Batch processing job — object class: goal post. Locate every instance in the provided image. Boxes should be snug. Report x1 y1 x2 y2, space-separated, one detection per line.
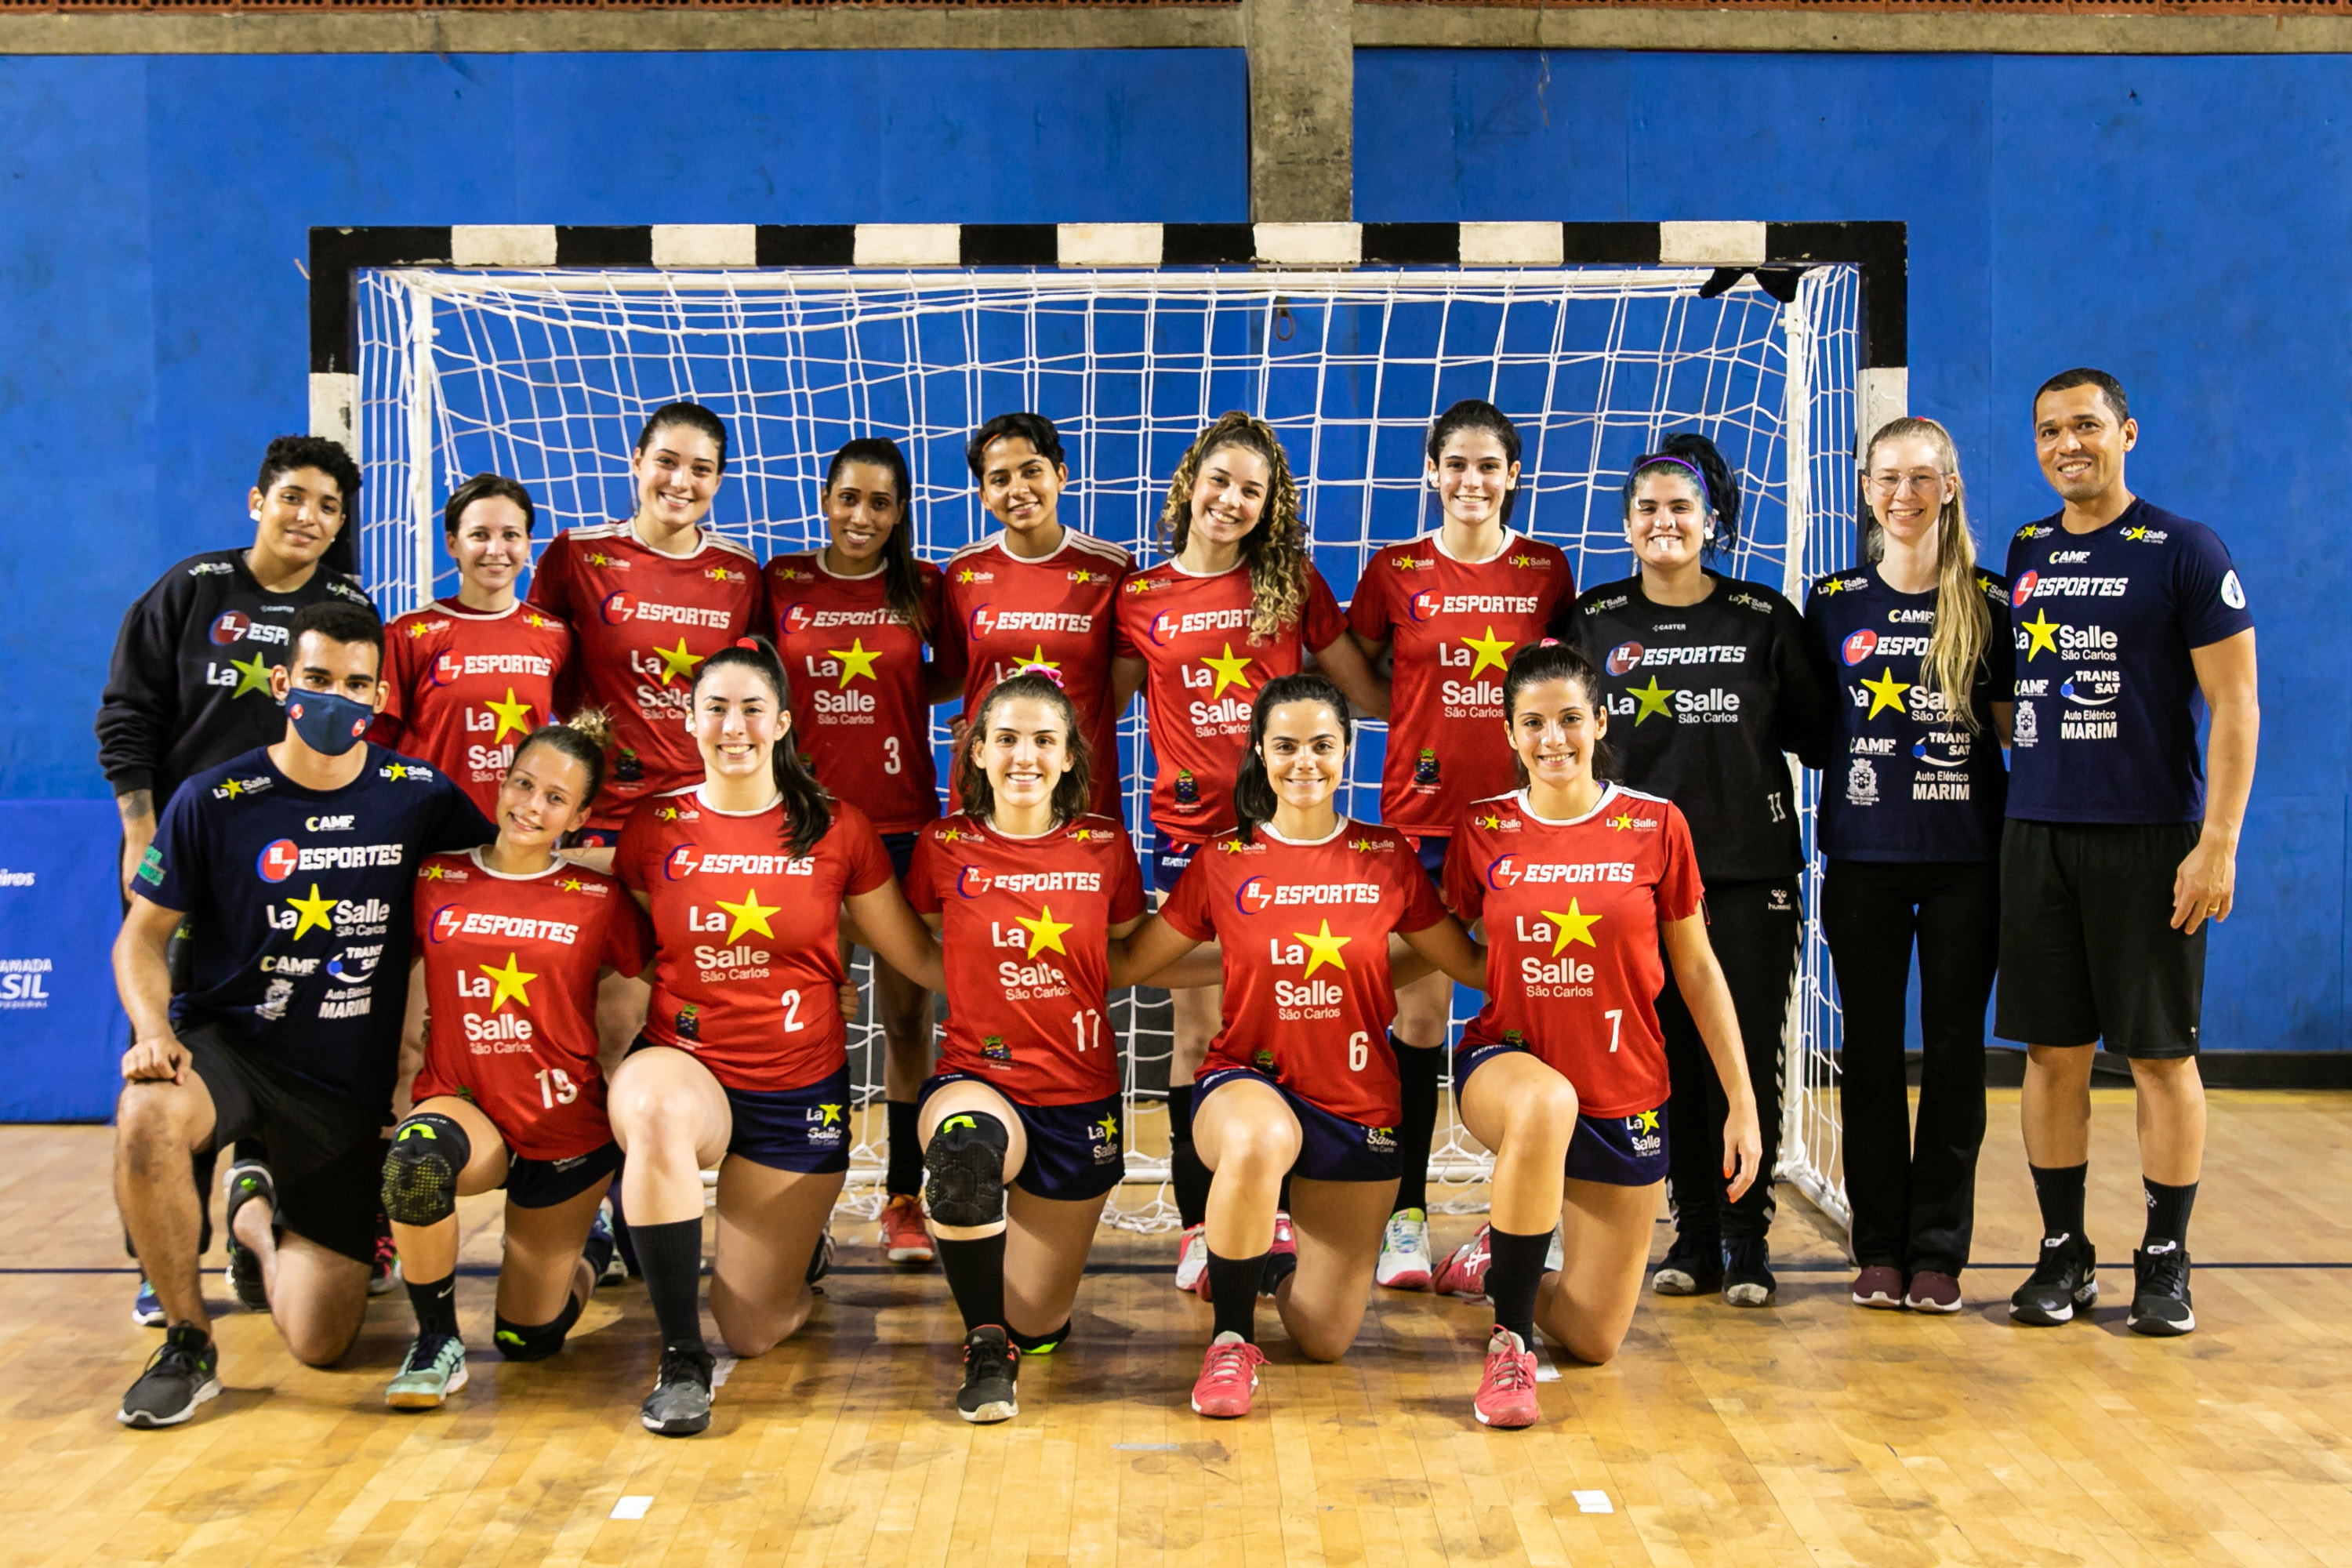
310 218 1904 1237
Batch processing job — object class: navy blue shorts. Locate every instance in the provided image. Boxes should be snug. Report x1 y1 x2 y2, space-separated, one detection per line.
504 1140 623 1209
623 1036 853 1174
1192 1065 1403 1184
1406 832 1449 884
917 1073 1126 1203
1453 1039 1668 1188
880 830 921 884
1149 826 1200 898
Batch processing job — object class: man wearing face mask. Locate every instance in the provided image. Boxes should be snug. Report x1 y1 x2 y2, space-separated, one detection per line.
111 603 494 1428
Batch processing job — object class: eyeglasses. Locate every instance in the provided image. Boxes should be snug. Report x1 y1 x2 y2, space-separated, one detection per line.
1865 472 1947 497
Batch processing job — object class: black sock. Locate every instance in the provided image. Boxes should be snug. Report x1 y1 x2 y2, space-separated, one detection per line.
2030 1163 2089 1242
2142 1178 2197 1250
1392 1038 1442 1215
631 1218 706 1353
1261 1247 1298 1294
1486 1228 1551 1350
885 1099 924 1198
582 1222 616 1285
1169 1084 1210 1229
936 1232 1008 1333
405 1272 459 1339
1207 1250 1266 1342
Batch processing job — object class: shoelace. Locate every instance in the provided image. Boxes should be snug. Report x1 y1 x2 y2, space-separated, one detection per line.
2140 1250 2190 1296
2024 1242 2084 1287
964 1337 1011 1381
1485 1345 1535 1393
1203 1342 1261 1385
146 1336 205 1379
656 1345 713 1391
1384 1218 1421 1250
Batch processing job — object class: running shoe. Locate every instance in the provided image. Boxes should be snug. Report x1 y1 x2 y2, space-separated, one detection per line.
1473 1326 1541 1430
1174 1223 1210 1298
1722 1237 1776 1308
1261 1210 1298 1296
386 1333 469 1410
1375 1208 1433 1290
956 1326 1020 1424
586 1207 623 1287
2009 1234 2097 1327
1545 1227 1563 1274
1650 1231 1723 1297
806 1226 835 1287
880 1195 936 1266
132 1276 166 1329
118 1324 220 1428
1432 1225 1494 1300
641 1345 717 1436
1190 1331 1268 1419
221 1160 274 1312
1905 1271 1963 1314
370 1226 401 1298
1852 1265 1905 1309
2126 1245 2195 1337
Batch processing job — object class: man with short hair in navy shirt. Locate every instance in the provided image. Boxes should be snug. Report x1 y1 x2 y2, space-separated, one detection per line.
111 602 492 1427
1999 368 2259 1338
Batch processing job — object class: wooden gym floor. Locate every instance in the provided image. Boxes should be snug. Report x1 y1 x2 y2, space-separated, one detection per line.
4 1088 2349 1566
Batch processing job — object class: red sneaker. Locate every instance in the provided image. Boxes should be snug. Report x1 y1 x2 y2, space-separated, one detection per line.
880 1195 935 1266
1261 1211 1298 1296
1432 1225 1494 1299
1473 1326 1541 1429
1191 1331 1268 1418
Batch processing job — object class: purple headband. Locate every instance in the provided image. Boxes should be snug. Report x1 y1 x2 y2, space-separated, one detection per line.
1632 452 1710 494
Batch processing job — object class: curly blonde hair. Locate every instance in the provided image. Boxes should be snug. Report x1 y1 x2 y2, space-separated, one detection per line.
1157 412 1308 641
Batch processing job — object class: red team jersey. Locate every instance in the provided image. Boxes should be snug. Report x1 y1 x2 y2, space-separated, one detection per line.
1443 786 1703 1118
1160 818 1447 1126
374 601 575 820
408 850 654 1161
527 522 767 831
904 813 1147 1104
1347 532 1574 836
938 530 1131 819
1112 561 1349 840
615 787 893 1092
764 553 946 835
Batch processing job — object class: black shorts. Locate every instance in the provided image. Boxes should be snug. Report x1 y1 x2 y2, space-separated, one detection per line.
918 1073 1126 1203
503 1141 623 1209
1149 825 1200 899
625 1036 855 1174
182 1022 383 1264
1405 833 1448 884
880 830 921 884
1193 1066 1403 1184
1452 1040 1669 1188
1995 819 2205 1060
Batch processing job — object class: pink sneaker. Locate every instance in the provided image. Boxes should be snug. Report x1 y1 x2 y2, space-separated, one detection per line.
1190 1331 1268 1418
1432 1225 1494 1299
1473 1326 1541 1428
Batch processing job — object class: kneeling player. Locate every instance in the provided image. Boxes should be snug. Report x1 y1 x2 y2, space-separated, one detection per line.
380 713 654 1407
1427 642 1762 1428
1114 674 1487 1419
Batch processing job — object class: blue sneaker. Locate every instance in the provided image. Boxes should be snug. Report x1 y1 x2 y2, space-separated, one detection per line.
132 1276 166 1329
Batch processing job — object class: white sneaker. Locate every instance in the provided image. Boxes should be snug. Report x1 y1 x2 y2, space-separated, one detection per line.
1174 1223 1209 1296
1545 1226 1563 1274
1375 1209 1433 1290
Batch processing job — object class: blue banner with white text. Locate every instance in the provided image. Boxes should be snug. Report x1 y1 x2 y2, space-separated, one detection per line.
0 801 128 1120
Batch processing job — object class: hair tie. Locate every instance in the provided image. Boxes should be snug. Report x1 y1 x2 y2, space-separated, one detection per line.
734 637 760 650
1538 637 1560 648
1015 662 1067 690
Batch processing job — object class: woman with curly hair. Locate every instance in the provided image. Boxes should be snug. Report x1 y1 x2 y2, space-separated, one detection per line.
1109 412 1386 1292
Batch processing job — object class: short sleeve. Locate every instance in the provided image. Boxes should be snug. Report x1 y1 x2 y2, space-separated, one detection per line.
1346 555 1395 644
833 805 894 898
136 785 206 912
1657 805 1705 923
1110 587 1144 662
1976 575 2014 706
902 825 946 915
1106 830 1147 924
1769 593 1837 770
427 779 497 855
917 564 949 655
372 627 412 742
613 804 655 893
1301 566 1347 653
2175 527 2255 649
1394 848 1448 934
1157 853 1216 942
1441 824 1484 924
524 538 568 617
601 891 655 978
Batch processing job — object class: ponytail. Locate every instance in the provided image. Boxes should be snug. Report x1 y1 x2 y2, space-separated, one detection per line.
1624 431 1742 553
1232 672 1352 844
512 706 615 806
691 639 834 858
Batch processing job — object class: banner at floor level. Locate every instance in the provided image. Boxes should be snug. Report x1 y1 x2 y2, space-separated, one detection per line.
0 800 127 1120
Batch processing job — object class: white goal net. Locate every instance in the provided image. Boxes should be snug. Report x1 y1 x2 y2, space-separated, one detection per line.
352 260 1857 1236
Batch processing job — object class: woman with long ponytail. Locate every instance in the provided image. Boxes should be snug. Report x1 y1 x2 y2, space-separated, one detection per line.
606 637 945 1436
1805 416 2011 1314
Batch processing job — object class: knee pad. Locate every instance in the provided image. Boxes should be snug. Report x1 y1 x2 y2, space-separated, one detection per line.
493 1294 583 1362
923 1111 1010 1229
1007 1319 1071 1356
381 1112 472 1226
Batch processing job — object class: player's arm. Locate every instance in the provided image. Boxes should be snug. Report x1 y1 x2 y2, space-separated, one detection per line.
114 897 189 1083
96 582 186 899
1310 633 1391 722
2176 628 2259 933
1108 913 1210 989
1661 913 1762 1201
845 880 946 996
562 845 618 875
1109 655 1149 723
1396 914 1486 990
1990 701 2016 749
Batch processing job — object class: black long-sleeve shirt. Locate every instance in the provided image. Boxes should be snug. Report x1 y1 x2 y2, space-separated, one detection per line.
95 548 376 807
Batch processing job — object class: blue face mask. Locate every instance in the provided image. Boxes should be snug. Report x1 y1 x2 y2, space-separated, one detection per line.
283 688 374 757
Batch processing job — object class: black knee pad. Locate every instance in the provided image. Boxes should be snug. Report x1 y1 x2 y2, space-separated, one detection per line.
1007 1319 1071 1356
493 1294 583 1362
924 1111 1010 1229
382 1112 472 1226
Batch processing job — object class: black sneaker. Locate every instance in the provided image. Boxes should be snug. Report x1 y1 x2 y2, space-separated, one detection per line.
1722 1236 1777 1308
1650 1232 1723 1296
805 1225 834 1287
2009 1233 2098 1326
641 1345 716 1436
956 1326 1020 1424
2127 1245 2195 1337
221 1161 275 1312
118 1324 220 1428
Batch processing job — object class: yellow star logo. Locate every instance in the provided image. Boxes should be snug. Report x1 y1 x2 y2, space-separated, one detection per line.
422 863 444 881
1294 919 1352 980
230 652 274 698
527 614 554 630
1607 811 1638 831
1818 576 1852 595
1541 899 1602 954
653 637 705 687
1070 569 1096 585
1976 574 1996 593
1635 1109 1661 1134
406 621 432 639
1091 1114 1120 1142
1018 644 1061 673
817 1103 844 1126
383 762 410 781
483 687 535 742
285 883 337 940
714 887 780 944
958 568 979 583
2020 610 2060 659
1200 643 1254 699
1459 625 1515 679
586 552 610 567
938 827 966 844
479 952 538 1011
559 877 585 893
1014 904 1074 959
1216 838 1250 855
219 778 245 799
657 805 680 821
1627 675 1675 723
2123 525 2150 541
1509 553 1538 568
1860 666 1911 719
1475 813 1504 830
1350 837 1381 853
826 637 882 687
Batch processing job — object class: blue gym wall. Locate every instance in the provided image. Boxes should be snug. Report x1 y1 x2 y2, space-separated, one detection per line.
0 45 2339 1117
